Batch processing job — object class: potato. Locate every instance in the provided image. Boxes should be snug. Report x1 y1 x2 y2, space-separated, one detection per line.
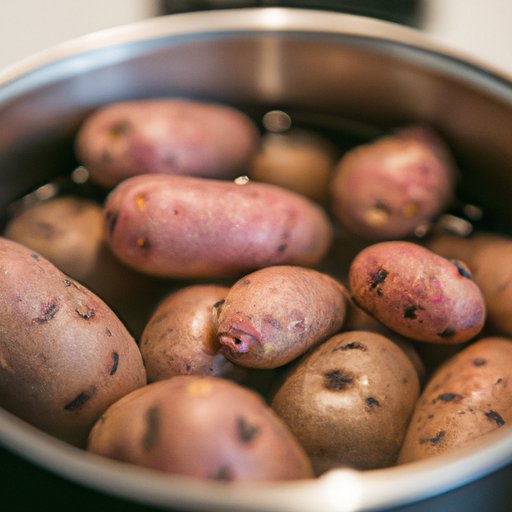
216 266 348 369
0 237 146 447
330 125 456 240
75 98 260 188
87 376 313 482
140 284 248 382
428 232 512 337
3 196 169 338
349 241 486 344
271 331 420 474
398 337 512 464
104 175 333 279
248 129 338 203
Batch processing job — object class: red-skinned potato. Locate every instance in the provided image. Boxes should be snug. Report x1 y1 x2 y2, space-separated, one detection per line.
349 241 486 344
87 376 313 482
103 175 333 279
330 125 456 240
271 331 420 474
398 337 512 464
216 265 348 369
0 237 146 447
75 98 260 188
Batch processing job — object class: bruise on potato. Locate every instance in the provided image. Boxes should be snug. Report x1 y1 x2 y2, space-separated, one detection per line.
216 266 347 369
349 241 486 344
398 337 512 464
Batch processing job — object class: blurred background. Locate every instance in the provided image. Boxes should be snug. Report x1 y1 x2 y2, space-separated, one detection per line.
1 1 512 75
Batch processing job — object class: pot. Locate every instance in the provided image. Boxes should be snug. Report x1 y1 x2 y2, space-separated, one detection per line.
0 8 511 511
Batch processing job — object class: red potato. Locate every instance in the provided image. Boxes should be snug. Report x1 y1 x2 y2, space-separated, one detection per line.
0 237 146 447
398 337 512 464
216 265 348 369
103 175 333 279
349 241 486 344
75 98 260 188
87 376 313 482
330 125 457 240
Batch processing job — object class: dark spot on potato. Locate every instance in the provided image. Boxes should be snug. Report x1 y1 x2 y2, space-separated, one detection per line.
369 268 388 290
437 327 456 338
64 279 72 287
105 210 118 238
366 397 380 408
450 259 472 279
135 236 150 251
323 369 354 391
33 221 56 239
33 301 59 324
105 328 113 337
64 391 93 411
335 341 367 351
496 378 504 385
277 243 287 253
76 304 95 320
263 315 282 331
402 377 409 384
31 252 40 261
212 466 234 481
436 392 463 403
404 305 424 319
473 358 487 367
110 119 132 138
173 209 179 215
242 279 251 286
237 417 261 444
427 413 434 419
110 352 119 375
485 410 505 427
419 430 445 446
142 406 160 451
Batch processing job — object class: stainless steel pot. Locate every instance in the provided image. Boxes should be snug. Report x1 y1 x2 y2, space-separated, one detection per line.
0 8 511 511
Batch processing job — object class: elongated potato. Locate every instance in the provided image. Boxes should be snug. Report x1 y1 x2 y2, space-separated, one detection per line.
0 237 146 447
271 331 420 474
216 266 347 369
75 98 260 188
104 175 333 279
349 241 486 344
398 337 512 464
87 376 313 482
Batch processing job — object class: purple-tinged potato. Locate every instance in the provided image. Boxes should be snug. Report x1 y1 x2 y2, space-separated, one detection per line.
330 125 457 240
0 237 146 447
271 331 420 474
216 266 347 369
398 337 512 464
104 175 333 279
87 376 313 482
349 241 486 344
140 284 248 382
75 98 260 188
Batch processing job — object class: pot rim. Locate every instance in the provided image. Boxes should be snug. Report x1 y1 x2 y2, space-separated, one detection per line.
0 7 511 511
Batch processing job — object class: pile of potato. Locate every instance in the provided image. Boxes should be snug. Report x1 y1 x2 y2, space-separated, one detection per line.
1 97 511 483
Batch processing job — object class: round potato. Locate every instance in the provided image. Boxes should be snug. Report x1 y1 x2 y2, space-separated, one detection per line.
104 175 333 279
271 331 420 474
87 376 313 482
349 241 486 344
0 237 146 447
398 337 512 464
75 98 260 188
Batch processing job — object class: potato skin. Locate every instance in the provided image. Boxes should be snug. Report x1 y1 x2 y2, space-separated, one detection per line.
398 337 512 464
271 331 420 474
349 241 486 344
330 125 456 240
3 196 168 338
216 266 347 369
75 98 260 188
87 376 313 482
0 237 146 447
140 284 248 382
104 175 333 279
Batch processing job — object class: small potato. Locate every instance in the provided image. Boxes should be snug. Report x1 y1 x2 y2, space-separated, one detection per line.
398 337 512 464
330 125 456 240
104 175 333 279
271 331 420 474
249 129 338 203
87 376 313 482
3 196 169 338
140 284 248 382
0 237 146 447
75 98 260 188
216 266 348 369
349 241 486 344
